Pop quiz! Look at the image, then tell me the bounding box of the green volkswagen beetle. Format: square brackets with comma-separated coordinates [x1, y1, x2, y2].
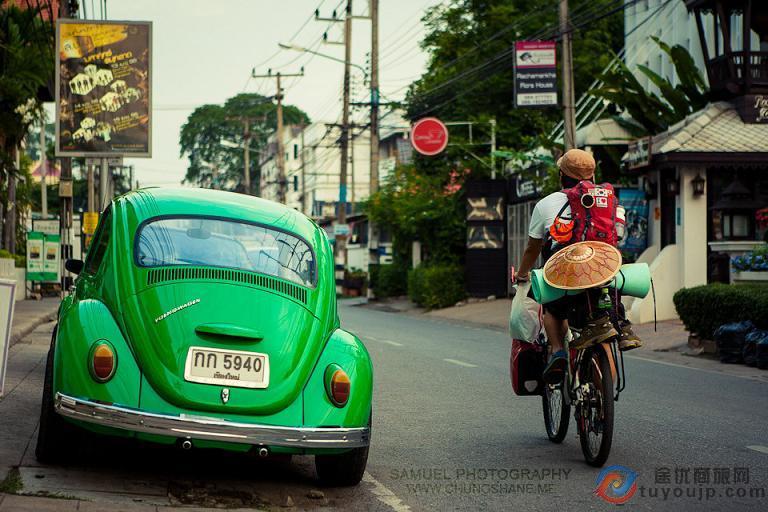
[36, 188, 373, 486]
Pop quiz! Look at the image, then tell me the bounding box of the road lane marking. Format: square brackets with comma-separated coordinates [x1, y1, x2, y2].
[625, 354, 768, 382]
[365, 336, 403, 346]
[747, 445, 768, 455]
[363, 472, 411, 512]
[443, 358, 477, 368]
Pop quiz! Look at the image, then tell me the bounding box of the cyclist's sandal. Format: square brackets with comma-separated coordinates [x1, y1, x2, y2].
[542, 350, 568, 385]
[571, 316, 618, 349]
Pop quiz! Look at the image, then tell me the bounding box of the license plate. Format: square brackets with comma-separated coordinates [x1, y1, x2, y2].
[184, 347, 270, 389]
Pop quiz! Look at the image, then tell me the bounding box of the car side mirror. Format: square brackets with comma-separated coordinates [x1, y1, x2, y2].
[65, 259, 84, 275]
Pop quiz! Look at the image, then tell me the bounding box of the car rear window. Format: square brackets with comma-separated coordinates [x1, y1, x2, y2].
[136, 217, 316, 287]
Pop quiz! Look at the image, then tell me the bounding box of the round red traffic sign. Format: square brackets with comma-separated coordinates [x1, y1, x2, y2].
[410, 117, 449, 156]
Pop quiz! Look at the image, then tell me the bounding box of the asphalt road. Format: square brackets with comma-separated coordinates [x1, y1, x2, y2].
[341, 303, 768, 511]
[5, 305, 767, 511]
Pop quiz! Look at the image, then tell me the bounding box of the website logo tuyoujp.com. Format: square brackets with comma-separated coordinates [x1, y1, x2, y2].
[593, 465, 766, 505]
[594, 465, 638, 504]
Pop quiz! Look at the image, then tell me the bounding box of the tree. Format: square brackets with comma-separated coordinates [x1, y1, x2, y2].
[0, 2, 54, 251]
[179, 93, 310, 192]
[365, 164, 468, 268]
[373, 1, 623, 271]
[405, 0, 624, 155]
[590, 37, 709, 136]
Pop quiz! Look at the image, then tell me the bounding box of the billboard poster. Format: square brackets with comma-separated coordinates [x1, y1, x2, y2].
[618, 188, 649, 259]
[514, 41, 557, 108]
[56, 20, 152, 157]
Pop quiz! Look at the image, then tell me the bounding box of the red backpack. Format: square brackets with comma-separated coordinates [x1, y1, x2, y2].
[550, 181, 620, 246]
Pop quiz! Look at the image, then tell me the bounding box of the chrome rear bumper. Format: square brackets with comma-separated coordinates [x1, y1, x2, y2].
[55, 393, 369, 449]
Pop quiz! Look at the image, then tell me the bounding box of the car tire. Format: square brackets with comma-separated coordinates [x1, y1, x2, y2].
[35, 325, 77, 464]
[315, 412, 371, 487]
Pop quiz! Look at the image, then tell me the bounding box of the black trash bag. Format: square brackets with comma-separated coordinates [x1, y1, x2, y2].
[752, 331, 768, 370]
[714, 321, 755, 364]
[743, 330, 766, 367]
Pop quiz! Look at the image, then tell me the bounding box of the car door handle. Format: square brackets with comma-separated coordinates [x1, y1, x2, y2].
[195, 323, 264, 342]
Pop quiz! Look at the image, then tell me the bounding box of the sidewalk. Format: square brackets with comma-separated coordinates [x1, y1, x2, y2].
[9, 298, 59, 347]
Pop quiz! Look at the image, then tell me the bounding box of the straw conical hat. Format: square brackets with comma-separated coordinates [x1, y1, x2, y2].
[543, 241, 622, 290]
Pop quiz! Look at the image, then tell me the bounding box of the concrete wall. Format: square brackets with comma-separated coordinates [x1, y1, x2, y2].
[14, 269, 25, 301]
[678, 166, 708, 289]
[627, 166, 709, 324]
[346, 245, 368, 272]
[0, 261, 27, 302]
[629, 243, 681, 323]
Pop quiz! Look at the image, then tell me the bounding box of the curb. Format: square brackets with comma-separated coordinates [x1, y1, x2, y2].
[9, 311, 57, 348]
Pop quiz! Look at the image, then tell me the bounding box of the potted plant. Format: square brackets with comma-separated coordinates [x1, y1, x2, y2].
[343, 268, 368, 297]
[732, 245, 768, 284]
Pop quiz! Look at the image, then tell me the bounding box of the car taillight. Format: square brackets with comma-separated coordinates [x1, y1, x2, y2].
[324, 365, 350, 407]
[90, 342, 116, 382]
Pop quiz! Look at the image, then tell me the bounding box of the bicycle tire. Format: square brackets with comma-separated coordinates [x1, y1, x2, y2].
[578, 347, 614, 467]
[542, 374, 570, 443]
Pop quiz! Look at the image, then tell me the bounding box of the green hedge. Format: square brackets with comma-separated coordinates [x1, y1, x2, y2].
[0, 249, 25, 268]
[408, 265, 465, 309]
[673, 283, 768, 338]
[369, 264, 407, 298]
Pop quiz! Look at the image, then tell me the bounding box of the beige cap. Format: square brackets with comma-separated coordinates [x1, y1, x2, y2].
[557, 149, 595, 181]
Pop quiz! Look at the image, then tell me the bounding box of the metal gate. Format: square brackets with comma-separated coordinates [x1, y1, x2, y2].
[507, 200, 538, 294]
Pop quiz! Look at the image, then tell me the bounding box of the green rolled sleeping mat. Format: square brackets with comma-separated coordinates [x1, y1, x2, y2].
[530, 262, 651, 304]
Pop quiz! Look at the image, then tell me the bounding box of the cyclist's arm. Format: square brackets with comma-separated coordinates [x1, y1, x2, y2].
[516, 237, 543, 281]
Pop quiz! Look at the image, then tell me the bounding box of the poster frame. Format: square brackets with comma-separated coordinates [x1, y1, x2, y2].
[0, 279, 17, 398]
[55, 19, 153, 158]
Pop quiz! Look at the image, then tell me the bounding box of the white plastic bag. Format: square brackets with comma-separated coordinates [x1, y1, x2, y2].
[509, 281, 543, 343]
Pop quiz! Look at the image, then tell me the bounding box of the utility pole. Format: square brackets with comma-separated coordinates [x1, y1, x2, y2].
[300, 127, 306, 214]
[59, 0, 76, 294]
[490, 118, 497, 179]
[369, 0, 379, 195]
[350, 139, 356, 210]
[368, 0, 380, 283]
[275, 73, 285, 203]
[243, 119, 251, 194]
[560, 0, 576, 150]
[251, 69, 304, 203]
[39, 115, 47, 218]
[86, 164, 94, 212]
[336, 0, 353, 283]
[99, 158, 109, 210]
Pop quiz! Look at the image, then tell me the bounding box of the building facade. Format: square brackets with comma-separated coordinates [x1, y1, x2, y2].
[620, 0, 768, 322]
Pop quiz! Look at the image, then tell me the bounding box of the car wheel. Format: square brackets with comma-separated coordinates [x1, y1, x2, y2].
[315, 412, 371, 487]
[35, 326, 77, 464]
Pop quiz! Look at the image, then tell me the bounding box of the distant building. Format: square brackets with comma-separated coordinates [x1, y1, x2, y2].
[259, 122, 373, 219]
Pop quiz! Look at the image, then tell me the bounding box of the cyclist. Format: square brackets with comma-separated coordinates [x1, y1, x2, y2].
[515, 149, 642, 384]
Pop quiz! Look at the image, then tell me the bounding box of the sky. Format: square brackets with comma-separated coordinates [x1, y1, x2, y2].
[84, 0, 444, 187]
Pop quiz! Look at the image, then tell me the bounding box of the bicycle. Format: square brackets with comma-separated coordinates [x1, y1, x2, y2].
[542, 325, 626, 467]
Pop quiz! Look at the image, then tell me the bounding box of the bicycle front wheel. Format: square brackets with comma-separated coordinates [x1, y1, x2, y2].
[542, 375, 570, 443]
[578, 347, 614, 467]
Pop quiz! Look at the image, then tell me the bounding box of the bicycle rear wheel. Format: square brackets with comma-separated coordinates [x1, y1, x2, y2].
[542, 375, 570, 443]
[578, 347, 614, 467]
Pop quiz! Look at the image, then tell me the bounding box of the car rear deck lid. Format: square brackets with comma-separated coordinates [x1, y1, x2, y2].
[195, 323, 264, 341]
